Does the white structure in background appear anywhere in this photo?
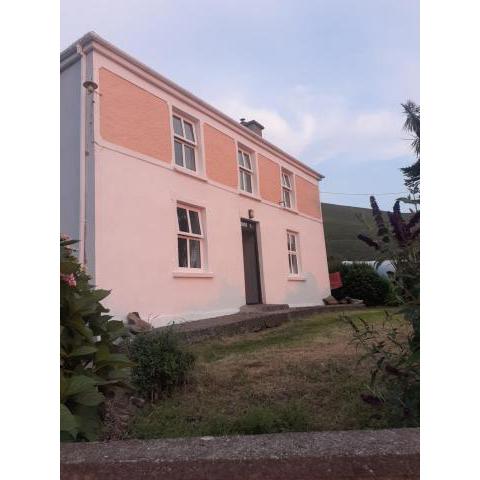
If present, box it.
[342,260,395,279]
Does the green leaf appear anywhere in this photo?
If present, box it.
[95,353,133,369]
[72,389,105,407]
[91,289,111,303]
[107,320,126,332]
[73,406,101,441]
[67,316,95,339]
[60,404,77,436]
[61,239,79,247]
[60,261,78,274]
[95,344,110,361]
[65,375,98,396]
[69,345,98,357]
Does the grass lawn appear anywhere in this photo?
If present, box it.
[129,308,405,439]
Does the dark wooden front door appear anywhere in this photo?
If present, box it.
[241,219,262,304]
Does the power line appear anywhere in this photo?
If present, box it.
[321,191,408,196]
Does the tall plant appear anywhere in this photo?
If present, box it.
[347,196,420,425]
[60,236,132,441]
[400,100,420,196]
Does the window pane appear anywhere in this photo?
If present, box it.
[283,189,291,208]
[243,153,252,170]
[177,207,189,232]
[184,145,196,171]
[189,239,201,268]
[244,172,252,193]
[239,170,245,190]
[178,237,188,267]
[282,172,291,188]
[290,234,296,252]
[238,150,244,167]
[288,234,294,251]
[189,210,201,235]
[174,141,184,166]
[184,121,195,142]
[290,254,298,274]
[173,116,184,137]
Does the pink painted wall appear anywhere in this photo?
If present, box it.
[86,45,330,326]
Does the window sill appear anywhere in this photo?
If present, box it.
[282,206,299,215]
[172,270,214,278]
[173,165,208,182]
[238,190,262,202]
[288,275,306,282]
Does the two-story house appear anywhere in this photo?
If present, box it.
[60,32,331,326]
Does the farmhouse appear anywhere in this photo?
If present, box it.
[60,32,331,326]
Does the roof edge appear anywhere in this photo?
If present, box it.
[60,32,325,181]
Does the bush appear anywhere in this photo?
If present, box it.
[347,195,420,426]
[60,236,132,442]
[129,328,195,401]
[333,263,392,306]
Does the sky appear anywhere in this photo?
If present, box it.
[61,0,419,210]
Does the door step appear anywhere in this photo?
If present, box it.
[239,304,290,313]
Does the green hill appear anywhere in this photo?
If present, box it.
[321,203,384,262]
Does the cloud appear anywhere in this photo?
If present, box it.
[218,97,317,157]
[215,89,410,166]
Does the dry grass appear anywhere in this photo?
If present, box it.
[130,308,404,438]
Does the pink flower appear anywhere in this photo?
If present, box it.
[61,273,77,288]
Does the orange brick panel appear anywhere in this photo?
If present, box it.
[99,68,172,162]
[258,154,281,204]
[203,124,238,188]
[295,175,322,219]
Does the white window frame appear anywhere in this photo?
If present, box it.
[176,204,204,269]
[238,148,254,194]
[281,169,295,209]
[173,113,198,172]
[287,231,300,275]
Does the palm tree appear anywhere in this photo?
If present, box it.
[400,101,420,195]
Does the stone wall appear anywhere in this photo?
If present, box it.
[61,428,419,480]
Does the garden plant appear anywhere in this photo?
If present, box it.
[346,195,420,425]
[60,236,132,441]
[129,328,195,402]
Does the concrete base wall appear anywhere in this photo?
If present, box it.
[61,428,419,480]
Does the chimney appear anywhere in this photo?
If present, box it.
[240,118,264,137]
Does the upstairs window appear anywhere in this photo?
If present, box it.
[173,114,197,171]
[176,205,203,269]
[238,149,254,193]
[287,231,300,275]
[281,170,294,209]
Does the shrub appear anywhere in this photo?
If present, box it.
[129,328,195,401]
[334,263,392,306]
[347,195,420,426]
[60,236,132,442]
